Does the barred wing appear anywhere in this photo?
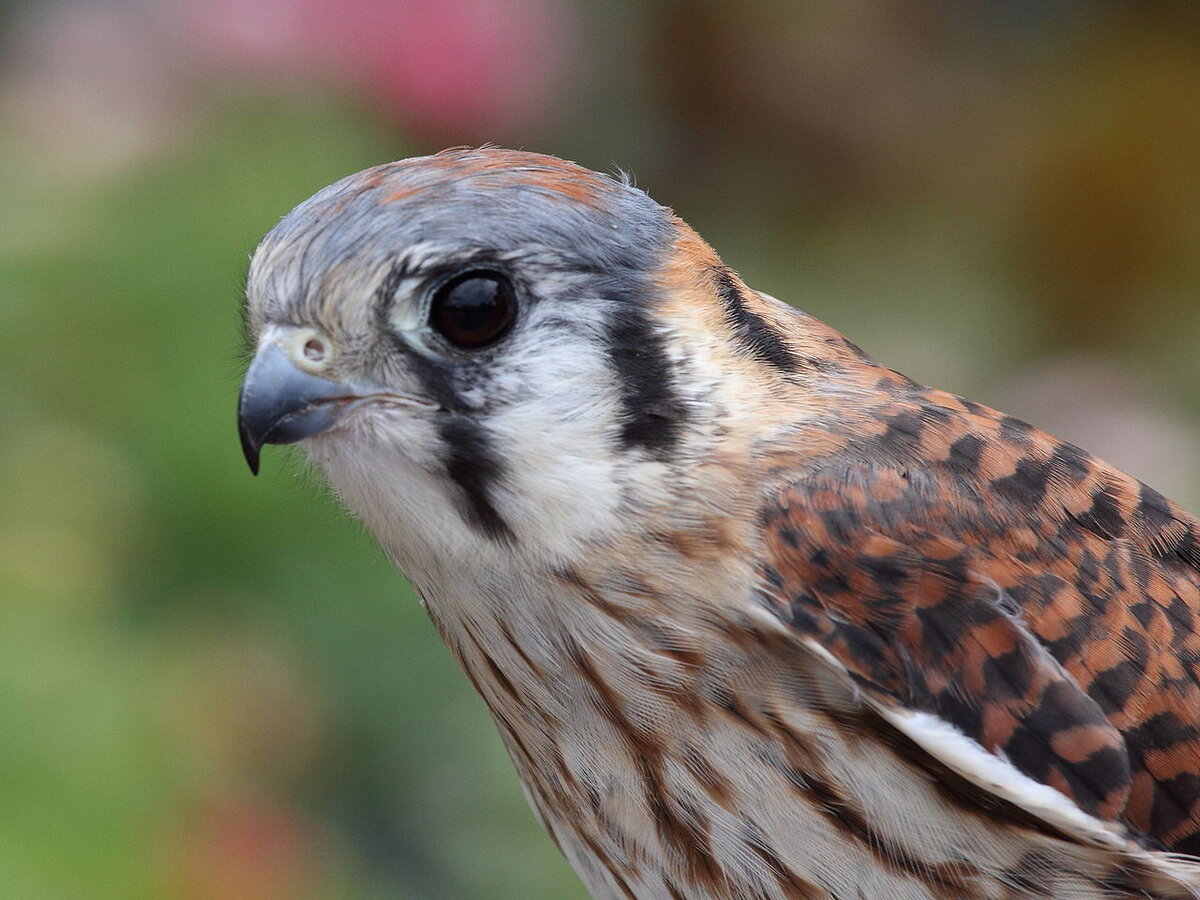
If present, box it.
[757,449,1200,853]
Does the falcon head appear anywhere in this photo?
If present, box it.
[239,148,806,578]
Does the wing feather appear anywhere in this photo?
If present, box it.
[757,389,1200,853]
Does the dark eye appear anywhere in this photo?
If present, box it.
[429,270,517,349]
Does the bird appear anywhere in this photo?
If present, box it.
[237,147,1200,899]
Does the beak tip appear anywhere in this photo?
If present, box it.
[238,421,263,476]
[238,340,351,474]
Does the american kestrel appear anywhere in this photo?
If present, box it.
[237,148,1200,899]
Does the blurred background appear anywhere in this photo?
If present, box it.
[2,1,1199,897]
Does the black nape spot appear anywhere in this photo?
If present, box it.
[606,302,688,458]
[439,415,515,543]
[712,268,796,372]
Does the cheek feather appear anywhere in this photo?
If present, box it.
[302,414,511,587]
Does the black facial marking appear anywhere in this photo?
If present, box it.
[606,302,688,458]
[373,264,514,542]
[373,262,498,411]
[438,415,515,543]
[712,268,797,372]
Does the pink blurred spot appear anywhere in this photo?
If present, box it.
[178,0,313,72]
[183,0,578,137]
[173,793,321,900]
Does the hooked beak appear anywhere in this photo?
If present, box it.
[237,339,359,475]
[238,329,440,474]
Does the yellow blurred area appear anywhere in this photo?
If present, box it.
[1,1,1197,897]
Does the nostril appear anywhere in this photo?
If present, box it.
[285,328,334,374]
[303,338,327,362]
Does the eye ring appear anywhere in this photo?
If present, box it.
[428,269,517,349]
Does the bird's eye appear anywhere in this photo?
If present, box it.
[429,271,517,349]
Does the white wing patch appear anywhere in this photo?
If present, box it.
[797,635,1126,851]
[877,706,1126,850]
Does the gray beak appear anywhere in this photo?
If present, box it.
[237,342,355,475]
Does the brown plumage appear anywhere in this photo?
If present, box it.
[238,147,1200,898]
[758,360,1200,852]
